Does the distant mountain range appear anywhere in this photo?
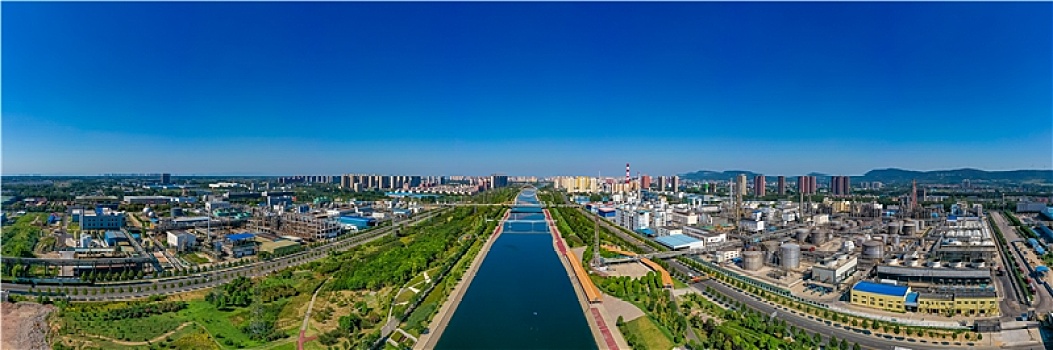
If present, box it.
[680,168,1053,184]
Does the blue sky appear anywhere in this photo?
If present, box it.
[3,2,1051,177]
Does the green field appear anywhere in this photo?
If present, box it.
[2,213,46,259]
[620,316,674,350]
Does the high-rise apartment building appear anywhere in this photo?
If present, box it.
[671,176,680,192]
[657,176,667,192]
[830,176,851,197]
[797,175,817,195]
[777,176,786,195]
[754,175,766,197]
[641,175,651,190]
[160,173,171,185]
[737,174,748,196]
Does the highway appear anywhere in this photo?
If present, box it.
[1,209,446,301]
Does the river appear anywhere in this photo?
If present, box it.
[434,190,597,349]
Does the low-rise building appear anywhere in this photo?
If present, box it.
[260,240,302,256]
[851,281,912,312]
[123,196,173,205]
[739,219,764,232]
[655,234,705,250]
[812,255,858,285]
[714,248,741,263]
[916,290,999,316]
[79,208,126,230]
[222,233,258,258]
[167,230,196,252]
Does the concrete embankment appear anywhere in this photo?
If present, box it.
[414,209,510,349]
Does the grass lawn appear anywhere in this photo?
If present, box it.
[183,300,262,349]
[622,316,674,350]
[64,313,184,342]
[181,253,211,265]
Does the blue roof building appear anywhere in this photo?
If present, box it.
[636,228,656,237]
[655,235,704,250]
[852,281,909,297]
[226,233,256,241]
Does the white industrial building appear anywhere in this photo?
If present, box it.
[655,235,705,250]
[655,226,683,236]
[167,230,197,252]
[811,255,858,285]
[739,219,765,232]
[206,201,231,211]
[714,248,742,263]
[670,211,699,226]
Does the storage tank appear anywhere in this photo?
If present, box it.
[862,240,885,259]
[842,240,855,252]
[743,251,764,271]
[780,243,801,269]
[887,257,901,265]
[796,229,810,243]
[928,261,942,268]
[888,221,902,235]
[903,222,917,235]
[811,230,828,245]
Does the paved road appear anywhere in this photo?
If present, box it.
[993,212,1053,314]
[2,209,446,301]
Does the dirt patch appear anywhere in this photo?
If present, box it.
[1,302,56,350]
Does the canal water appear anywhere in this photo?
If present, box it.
[435,190,597,350]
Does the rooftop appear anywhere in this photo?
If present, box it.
[853,281,909,297]
[227,233,256,241]
[877,265,992,279]
[655,234,702,248]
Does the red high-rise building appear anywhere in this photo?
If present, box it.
[641,175,651,190]
[753,175,766,197]
[777,176,786,195]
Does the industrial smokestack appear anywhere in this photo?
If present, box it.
[625,163,630,184]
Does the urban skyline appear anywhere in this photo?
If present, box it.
[3,2,1051,176]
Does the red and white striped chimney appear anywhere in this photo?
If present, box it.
[625,163,630,184]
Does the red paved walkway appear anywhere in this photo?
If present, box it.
[590,307,620,350]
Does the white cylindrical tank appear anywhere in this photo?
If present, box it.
[903,222,917,235]
[743,251,765,271]
[781,243,801,269]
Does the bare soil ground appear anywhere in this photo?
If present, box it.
[1,302,56,350]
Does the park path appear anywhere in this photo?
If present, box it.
[82,322,191,345]
[298,276,332,350]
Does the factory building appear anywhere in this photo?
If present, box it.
[739,219,764,232]
[123,196,173,205]
[714,248,741,263]
[851,281,913,312]
[77,208,126,230]
[167,230,197,252]
[915,290,999,316]
[875,266,993,286]
[812,255,858,285]
[222,233,259,258]
[1017,201,1048,213]
[655,235,705,250]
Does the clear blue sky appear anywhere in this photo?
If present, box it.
[3,2,1051,177]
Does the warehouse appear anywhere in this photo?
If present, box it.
[811,255,858,285]
[655,235,704,250]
